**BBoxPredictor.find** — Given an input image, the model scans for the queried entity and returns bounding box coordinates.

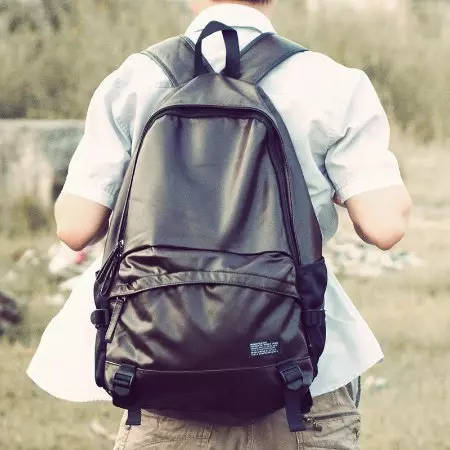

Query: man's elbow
[366,225,407,251]
[56,227,90,252]
[347,186,412,251]
[54,193,111,251]
[356,207,411,251]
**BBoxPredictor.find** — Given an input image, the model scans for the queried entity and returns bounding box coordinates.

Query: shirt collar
[185,4,276,35]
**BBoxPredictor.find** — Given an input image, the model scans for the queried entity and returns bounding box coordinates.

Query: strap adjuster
[90,308,110,328]
[113,365,136,398]
[278,362,304,391]
[302,309,325,327]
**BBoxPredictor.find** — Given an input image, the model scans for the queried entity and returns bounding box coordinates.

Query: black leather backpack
[91,21,327,432]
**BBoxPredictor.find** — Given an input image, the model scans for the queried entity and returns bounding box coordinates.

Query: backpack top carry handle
[194,20,241,78]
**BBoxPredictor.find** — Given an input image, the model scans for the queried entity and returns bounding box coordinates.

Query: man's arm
[54,64,134,251]
[324,69,411,251]
[340,185,412,250]
[55,193,111,251]
[54,55,171,251]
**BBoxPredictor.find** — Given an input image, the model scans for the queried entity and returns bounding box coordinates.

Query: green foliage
[275,3,450,143]
[0,0,449,143]
[0,0,184,119]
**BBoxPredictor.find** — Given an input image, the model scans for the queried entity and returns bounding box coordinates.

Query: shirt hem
[310,356,384,397]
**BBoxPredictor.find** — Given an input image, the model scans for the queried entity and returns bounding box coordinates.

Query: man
[55,0,411,448]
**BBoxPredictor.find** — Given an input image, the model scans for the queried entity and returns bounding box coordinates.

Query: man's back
[61,1,405,395]
[48,2,411,449]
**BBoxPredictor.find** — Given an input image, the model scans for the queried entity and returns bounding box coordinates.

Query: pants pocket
[297,386,361,450]
[113,410,212,450]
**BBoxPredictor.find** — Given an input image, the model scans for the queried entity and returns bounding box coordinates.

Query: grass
[0,138,449,448]
[344,138,450,449]
[0,234,122,450]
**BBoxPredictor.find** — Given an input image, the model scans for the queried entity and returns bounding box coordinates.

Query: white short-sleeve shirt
[28,4,404,400]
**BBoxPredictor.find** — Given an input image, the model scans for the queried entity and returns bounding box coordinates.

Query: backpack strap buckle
[112,366,141,426]
[113,365,136,400]
[279,362,304,391]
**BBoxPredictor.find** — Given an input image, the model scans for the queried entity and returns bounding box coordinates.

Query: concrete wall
[0,120,83,210]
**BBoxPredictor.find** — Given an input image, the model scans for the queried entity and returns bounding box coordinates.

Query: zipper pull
[98,240,124,298]
[97,240,123,281]
[118,239,124,256]
[105,297,126,343]
[303,416,323,432]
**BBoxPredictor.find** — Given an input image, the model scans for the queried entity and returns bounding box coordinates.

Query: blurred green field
[1,137,449,449]
[1,0,450,143]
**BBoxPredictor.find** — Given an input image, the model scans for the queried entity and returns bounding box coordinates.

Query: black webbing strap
[126,407,142,426]
[301,309,326,376]
[284,389,307,432]
[145,22,241,83]
[278,361,314,432]
[194,21,240,78]
[239,34,308,85]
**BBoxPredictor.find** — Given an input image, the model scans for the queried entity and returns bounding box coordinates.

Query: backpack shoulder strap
[239,33,308,84]
[140,36,213,87]
[141,32,306,86]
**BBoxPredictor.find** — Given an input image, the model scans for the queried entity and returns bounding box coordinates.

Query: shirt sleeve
[324,70,404,203]
[62,69,133,210]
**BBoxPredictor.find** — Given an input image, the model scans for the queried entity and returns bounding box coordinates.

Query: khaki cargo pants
[113,381,361,450]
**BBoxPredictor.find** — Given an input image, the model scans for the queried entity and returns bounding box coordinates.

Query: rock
[0,119,83,210]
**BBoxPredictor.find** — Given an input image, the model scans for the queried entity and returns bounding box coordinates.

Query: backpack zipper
[98,239,124,298]
[127,105,301,269]
[97,239,124,282]
[105,296,127,343]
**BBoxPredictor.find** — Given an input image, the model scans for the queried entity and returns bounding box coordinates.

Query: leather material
[119,113,290,258]
[111,247,297,297]
[239,34,308,84]
[94,28,327,426]
[141,37,198,87]
[258,88,323,264]
[106,271,308,372]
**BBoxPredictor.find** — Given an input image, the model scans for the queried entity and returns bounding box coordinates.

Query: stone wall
[0,120,83,210]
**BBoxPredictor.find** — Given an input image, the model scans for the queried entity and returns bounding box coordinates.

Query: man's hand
[54,192,111,251]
